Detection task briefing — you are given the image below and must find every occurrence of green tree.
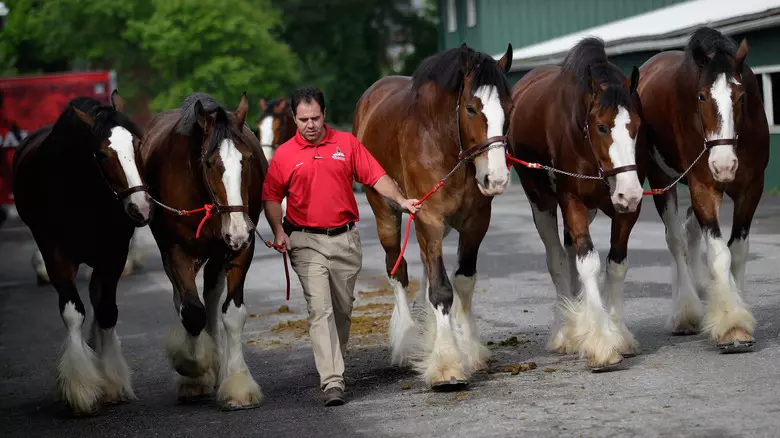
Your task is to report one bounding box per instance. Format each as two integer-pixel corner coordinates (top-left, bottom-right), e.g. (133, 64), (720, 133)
(127, 0), (299, 124)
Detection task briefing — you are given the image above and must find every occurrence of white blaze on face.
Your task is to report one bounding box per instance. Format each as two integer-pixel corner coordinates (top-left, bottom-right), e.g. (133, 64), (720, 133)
(219, 139), (250, 249)
(109, 127), (149, 219)
(608, 106), (642, 212)
(258, 115), (274, 146)
(473, 85), (509, 196)
(707, 73), (739, 182)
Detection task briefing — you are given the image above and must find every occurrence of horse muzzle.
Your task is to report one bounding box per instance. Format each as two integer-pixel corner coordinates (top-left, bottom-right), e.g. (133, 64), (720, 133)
(123, 190), (152, 226)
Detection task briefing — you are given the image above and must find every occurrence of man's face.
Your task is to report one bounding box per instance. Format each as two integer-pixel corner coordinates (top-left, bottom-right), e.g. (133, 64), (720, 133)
(294, 100), (326, 144)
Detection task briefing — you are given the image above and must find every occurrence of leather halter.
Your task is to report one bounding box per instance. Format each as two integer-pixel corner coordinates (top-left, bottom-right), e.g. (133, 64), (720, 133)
(93, 139), (148, 200)
(581, 100), (638, 183)
(698, 97), (742, 150)
(200, 152), (250, 216)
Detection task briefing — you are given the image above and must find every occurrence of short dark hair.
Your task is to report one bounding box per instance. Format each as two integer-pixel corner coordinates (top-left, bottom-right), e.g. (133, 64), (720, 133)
(291, 86), (326, 116)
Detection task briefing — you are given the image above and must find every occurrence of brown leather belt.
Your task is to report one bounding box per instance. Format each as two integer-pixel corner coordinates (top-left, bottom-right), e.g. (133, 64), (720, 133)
(283, 219), (355, 236)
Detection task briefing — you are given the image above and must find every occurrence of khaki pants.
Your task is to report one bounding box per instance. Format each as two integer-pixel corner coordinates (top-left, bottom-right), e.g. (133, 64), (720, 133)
(288, 226), (362, 391)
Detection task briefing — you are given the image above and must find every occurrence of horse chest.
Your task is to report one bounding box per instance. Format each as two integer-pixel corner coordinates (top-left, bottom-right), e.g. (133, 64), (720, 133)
(651, 144), (683, 179)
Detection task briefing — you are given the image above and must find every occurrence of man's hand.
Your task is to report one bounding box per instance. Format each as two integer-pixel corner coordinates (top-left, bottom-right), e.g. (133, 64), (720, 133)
(273, 232), (291, 253)
(399, 198), (420, 215)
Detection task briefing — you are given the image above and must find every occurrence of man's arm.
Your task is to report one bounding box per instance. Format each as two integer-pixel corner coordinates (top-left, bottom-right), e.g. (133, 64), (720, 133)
(372, 174), (420, 214)
(263, 200), (290, 252)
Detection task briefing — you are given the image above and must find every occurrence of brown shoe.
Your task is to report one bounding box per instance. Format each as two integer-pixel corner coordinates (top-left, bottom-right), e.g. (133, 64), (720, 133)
(323, 387), (345, 407)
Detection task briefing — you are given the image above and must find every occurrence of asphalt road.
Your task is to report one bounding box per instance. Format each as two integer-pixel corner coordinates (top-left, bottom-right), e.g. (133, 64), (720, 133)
(2, 184), (780, 438)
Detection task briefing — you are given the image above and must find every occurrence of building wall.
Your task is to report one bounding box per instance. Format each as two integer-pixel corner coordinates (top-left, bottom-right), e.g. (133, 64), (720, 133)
(439, 0), (688, 54)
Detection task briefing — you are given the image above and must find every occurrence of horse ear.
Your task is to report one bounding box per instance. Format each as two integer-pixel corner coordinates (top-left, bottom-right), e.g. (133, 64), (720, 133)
(626, 66), (640, 95)
(73, 106), (94, 127)
(194, 100), (211, 132)
(459, 43), (472, 75)
(735, 38), (748, 75)
(235, 91), (249, 128)
(496, 43), (513, 74)
(692, 45), (710, 69)
(110, 89), (125, 113)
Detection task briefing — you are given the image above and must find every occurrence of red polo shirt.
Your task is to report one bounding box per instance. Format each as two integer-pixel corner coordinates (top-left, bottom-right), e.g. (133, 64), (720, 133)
(262, 125), (386, 228)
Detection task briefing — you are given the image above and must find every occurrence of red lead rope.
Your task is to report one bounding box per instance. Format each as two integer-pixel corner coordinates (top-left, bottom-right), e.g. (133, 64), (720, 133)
(389, 181), (445, 276)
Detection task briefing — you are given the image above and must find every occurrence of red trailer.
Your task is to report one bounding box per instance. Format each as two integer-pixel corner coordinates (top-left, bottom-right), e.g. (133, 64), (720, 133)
(0, 70), (116, 205)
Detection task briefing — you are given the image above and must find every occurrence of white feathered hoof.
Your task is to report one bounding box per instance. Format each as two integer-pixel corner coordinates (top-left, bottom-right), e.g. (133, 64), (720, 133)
(461, 339), (491, 372)
(547, 324), (577, 355)
(716, 327), (755, 354)
(57, 351), (105, 416)
(164, 326), (216, 379)
(429, 367), (469, 392)
(389, 303), (416, 367)
(217, 371), (263, 411)
(668, 299), (704, 336)
(177, 369), (216, 403)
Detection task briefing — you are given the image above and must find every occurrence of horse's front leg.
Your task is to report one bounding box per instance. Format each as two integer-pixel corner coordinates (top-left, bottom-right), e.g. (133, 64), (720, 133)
(560, 196), (624, 370)
(727, 176), (763, 297)
(216, 244), (263, 410)
(689, 181), (756, 351)
(451, 203), (492, 372)
(415, 215), (467, 390)
(603, 207), (641, 357)
(160, 245), (216, 402)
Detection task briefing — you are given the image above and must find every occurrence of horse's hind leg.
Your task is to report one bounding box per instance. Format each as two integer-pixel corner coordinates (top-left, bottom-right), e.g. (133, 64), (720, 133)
(203, 257), (226, 379)
(689, 180), (755, 351)
(40, 245), (105, 415)
(89, 261), (136, 404)
(32, 247), (50, 285)
(216, 245), (262, 410)
(365, 187), (416, 366)
(161, 246), (216, 402)
(560, 198), (623, 370)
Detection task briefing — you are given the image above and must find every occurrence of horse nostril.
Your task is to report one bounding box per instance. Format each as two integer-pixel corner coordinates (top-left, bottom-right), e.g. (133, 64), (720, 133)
(483, 175), (490, 187)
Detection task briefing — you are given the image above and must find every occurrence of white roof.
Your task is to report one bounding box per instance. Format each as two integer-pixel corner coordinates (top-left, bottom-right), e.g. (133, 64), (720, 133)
(495, 0), (780, 71)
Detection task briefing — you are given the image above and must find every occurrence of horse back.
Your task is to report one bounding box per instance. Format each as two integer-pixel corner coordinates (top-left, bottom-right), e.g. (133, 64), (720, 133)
(508, 66), (564, 160)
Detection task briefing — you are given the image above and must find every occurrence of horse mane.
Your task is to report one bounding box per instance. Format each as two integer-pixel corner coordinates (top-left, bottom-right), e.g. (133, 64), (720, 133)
(65, 96), (142, 141)
(561, 37), (632, 110)
(410, 45), (511, 101)
(173, 92), (238, 157)
(261, 97), (289, 118)
(684, 27), (740, 82)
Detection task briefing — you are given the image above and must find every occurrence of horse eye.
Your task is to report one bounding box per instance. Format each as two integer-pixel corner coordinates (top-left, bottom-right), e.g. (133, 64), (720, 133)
(597, 124), (608, 134)
(466, 105), (477, 116)
(698, 93), (706, 102)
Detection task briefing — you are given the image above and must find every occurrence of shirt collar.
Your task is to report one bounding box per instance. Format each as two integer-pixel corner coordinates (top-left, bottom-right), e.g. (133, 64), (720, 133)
(294, 124), (336, 148)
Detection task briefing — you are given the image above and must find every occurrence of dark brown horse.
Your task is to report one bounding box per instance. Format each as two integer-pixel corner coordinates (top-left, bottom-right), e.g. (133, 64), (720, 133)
(141, 92), (268, 410)
(257, 96), (295, 161)
(638, 27), (769, 351)
(508, 37), (645, 370)
(13, 91), (150, 415)
(353, 43), (513, 390)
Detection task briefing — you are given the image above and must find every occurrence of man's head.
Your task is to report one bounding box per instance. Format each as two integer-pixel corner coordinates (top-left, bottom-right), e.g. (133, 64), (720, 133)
(291, 86), (326, 144)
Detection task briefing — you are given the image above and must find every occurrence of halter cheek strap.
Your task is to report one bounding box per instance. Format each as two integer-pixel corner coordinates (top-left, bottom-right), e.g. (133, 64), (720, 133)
(93, 139), (148, 200)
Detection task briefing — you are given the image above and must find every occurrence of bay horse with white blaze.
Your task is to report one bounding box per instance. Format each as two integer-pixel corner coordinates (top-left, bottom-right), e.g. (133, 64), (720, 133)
(638, 27), (769, 351)
(353, 43), (514, 390)
(12, 91), (151, 415)
(257, 96), (295, 161)
(141, 92), (268, 410)
(508, 37), (645, 370)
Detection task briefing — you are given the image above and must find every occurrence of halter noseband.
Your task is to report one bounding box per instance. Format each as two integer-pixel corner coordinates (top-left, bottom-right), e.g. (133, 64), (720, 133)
(454, 85), (508, 162)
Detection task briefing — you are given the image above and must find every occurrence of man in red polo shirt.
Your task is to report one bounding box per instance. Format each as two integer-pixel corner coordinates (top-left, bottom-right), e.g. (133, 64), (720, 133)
(262, 86), (418, 406)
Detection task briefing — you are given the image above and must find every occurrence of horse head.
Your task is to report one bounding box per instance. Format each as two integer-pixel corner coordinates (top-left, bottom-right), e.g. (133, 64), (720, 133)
(72, 90), (151, 226)
(689, 35), (748, 183)
(456, 43), (514, 197)
(195, 92), (254, 251)
(584, 64), (643, 213)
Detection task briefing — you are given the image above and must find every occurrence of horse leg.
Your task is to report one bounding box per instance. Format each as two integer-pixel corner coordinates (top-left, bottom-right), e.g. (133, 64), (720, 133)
(563, 209), (596, 302)
(203, 257), (226, 380)
(216, 246), (262, 410)
(414, 217), (467, 389)
(689, 181), (756, 351)
(603, 210), (641, 357)
(366, 187), (415, 366)
(451, 208), (492, 372)
(684, 206), (710, 300)
(650, 179), (704, 334)
(32, 247), (50, 285)
(727, 180), (762, 297)
(88, 261), (136, 404)
(40, 245), (105, 415)
(527, 200), (575, 354)
(160, 246), (216, 401)
(560, 198), (623, 370)
(121, 231), (141, 277)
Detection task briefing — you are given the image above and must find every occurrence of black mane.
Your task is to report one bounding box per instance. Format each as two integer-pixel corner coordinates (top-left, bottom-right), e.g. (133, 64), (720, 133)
(561, 37), (631, 110)
(410, 45), (511, 101)
(261, 97), (289, 118)
(684, 27), (740, 83)
(65, 96), (142, 143)
(174, 92), (236, 157)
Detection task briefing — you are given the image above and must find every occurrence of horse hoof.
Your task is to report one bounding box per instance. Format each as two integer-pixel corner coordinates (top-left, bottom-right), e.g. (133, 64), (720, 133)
(717, 339), (755, 354)
(671, 328), (700, 336)
(431, 376), (469, 392)
(220, 401), (262, 411)
(590, 356), (624, 373)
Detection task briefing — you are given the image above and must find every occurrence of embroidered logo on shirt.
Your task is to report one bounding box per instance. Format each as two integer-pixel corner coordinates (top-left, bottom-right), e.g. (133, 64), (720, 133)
(331, 146), (346, 161)
(295, 161), (304, 167)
